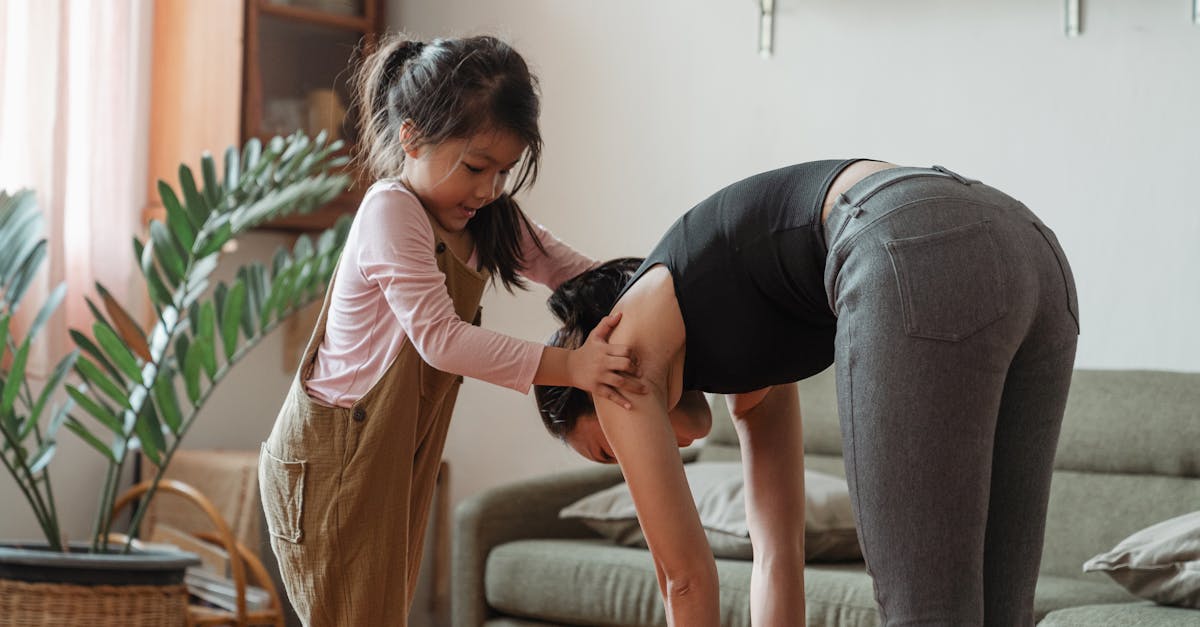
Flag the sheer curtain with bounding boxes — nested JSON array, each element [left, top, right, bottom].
[[0, 0, 152, 375]]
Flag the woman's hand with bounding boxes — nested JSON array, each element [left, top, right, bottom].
[[566, 312, 646, 409]]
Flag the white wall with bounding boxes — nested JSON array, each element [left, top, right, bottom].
[[384, 0, 1200, 509]]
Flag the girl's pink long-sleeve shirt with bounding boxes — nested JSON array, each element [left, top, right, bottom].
[[304, 181, 597, 407]]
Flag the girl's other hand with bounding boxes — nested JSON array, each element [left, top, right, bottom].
[[568, 312, 646, 409]]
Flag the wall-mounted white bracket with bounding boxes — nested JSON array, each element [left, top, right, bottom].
[[1065, 0, 1081, 37], [759, 0, 776, 58]]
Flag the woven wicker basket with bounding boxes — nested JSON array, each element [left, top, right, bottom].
[[0, 578, 189, 627]]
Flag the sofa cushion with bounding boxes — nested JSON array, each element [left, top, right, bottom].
[[1041, 470, 1200, 580], [559, 462, 859, 562], [1038, 601, 1200, 626], [1052, 370, 1200, 477], [487, 540, 876, 626], [1083, 510, 1200, 608], [485, 539, 752, 627], [802, 563, 879, 627], [1033, 574, 1138, 619], [484, 539, 1141, 626]]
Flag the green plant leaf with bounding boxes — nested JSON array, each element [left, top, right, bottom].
[[134, 237, 175, 307], [28, 441, 56, 474], [69, 329, 125, 387], [259, 270, 286, 328], [213, 282, 228, 331], [237, 265, 261, 337], [0, 410, 23, 456], [158, 180, 197, 252], [65, 386, 122, 436], [4, 239, 47, 310], [133, 402, 165, 466], [93, 322, 142, 382], [271, 246, 292, 277], [240, 138, 262, 181], [182, 341, 205, 404], [195, 339, 217, 382], [174, 333, 190, 374], [179, 164, 209, 226], [223, 146, 240, 199], [0, 315, 10, 365], [47, 401, 71, 440], [220, 280, 246, 360], [196, 222, 233, 258], [152, 369, 183, 434], [24, 351, 78, 441], [201, 152, 221, 209], [149, 221, 186, 286], [27, 282, 66, 341], [1, 335, 31, 415], [74, 358, 128, 409], [198, 301, 216, 342], [0, 190, 41, 293], [64, 417, 116, 462]]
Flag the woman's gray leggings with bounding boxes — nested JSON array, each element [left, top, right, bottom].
[[823, 166, 1080, 626]]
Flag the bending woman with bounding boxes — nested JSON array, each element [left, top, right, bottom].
[[534, 160, 1079, 626]]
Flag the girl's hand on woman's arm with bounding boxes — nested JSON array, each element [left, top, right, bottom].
[[568, 312, 647, 408], [535, 312, 647, 408]]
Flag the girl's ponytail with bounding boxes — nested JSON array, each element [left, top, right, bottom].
[[354, 35, 425, 181]]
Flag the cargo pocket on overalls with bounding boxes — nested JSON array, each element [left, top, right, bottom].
[[886, 219, 1008, 342], [259, 443, 306, 543], [1032, 222, 1080, 334]]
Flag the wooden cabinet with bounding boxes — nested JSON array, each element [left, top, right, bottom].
[[145, 0, 385, 233]]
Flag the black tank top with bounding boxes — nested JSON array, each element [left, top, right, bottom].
[[619, 159, 862, 394]]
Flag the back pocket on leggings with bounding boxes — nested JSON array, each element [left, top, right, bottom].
[[886, 220, 1008, 342], [259, 444, 306, 544]]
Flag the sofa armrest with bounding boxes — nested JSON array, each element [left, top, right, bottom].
[[451, 447, 700, 626], [451, 463, 624, 625]]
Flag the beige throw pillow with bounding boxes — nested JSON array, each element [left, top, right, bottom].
[[1083, 510, 1200, 608], [559, 462, 860, 562]]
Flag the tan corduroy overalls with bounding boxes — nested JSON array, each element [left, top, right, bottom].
[[259, 234, 486, 627]]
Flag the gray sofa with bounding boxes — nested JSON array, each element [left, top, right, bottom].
[[452, 368, 1200, 626]]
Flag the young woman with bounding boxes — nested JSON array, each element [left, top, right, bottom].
[[535, 160, 1079, 626], [258, 35, 644, 626]]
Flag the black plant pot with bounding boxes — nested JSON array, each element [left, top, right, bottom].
[[0, 541, 199, 585]]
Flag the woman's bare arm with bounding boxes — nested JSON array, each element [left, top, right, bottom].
[[729, 383, 807, 626], [595, 266, 720, 626]]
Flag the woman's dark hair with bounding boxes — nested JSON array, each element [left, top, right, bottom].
[[534, 258, 645, 439], [354, 33, 545, 291]]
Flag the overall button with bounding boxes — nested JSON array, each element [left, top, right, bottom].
[[435, 242, 446, 254], [352, 407, 367, 422]]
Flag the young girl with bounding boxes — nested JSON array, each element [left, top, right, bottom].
[[258, 35, 643, 626]]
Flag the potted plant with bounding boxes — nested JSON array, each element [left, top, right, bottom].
[[0, 131, 352, 626]]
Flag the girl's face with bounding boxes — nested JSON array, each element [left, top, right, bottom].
[[401, 128, 527, 234]]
